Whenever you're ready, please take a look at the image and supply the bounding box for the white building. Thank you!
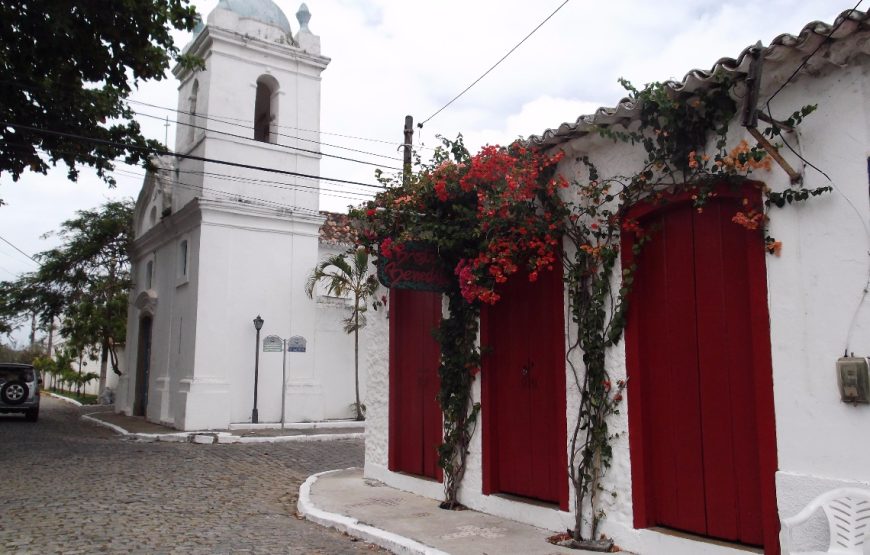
[362,9,869,554]
[117,0,362,431]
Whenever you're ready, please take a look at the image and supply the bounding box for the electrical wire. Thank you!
[113,165,374,206]
[0,234,39,265]
[127,98,405,162]
[418,0,572,127]
[1,121,386,190]
[0,77,411,160]
[126,97,407,149]
[758,0,868,354]
[134,109,402,170]
[114,169,325,217]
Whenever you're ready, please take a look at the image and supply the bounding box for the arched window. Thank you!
[254,75,279,143]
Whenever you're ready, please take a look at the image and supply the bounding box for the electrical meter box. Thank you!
[837,357,870,404]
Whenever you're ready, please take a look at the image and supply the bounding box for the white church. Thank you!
[116,0,363,431]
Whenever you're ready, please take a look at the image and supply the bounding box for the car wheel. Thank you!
[1,381,28,405]
[25,408,38,422]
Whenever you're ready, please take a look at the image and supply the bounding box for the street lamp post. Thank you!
[252,315,264,424]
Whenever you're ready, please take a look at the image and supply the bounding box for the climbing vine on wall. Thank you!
[351,73,830,547]
[352,136,567,508]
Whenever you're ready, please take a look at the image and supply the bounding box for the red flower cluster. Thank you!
[352,139,569,306]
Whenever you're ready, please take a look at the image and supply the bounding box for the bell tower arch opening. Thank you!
[254,75,279,143]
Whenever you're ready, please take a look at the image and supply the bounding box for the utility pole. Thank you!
[402,115,413,186]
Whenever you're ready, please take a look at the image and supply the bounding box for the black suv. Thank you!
[0,363,40,422]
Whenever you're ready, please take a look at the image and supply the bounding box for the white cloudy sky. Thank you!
[0,0,850,286]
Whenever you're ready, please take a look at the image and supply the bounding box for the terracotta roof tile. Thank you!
[319,211,358,246]
[527,8,869,149]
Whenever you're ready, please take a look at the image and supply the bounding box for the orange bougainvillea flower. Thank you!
[766,239,783,256]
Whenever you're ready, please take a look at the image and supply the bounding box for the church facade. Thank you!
[116,0,363,431]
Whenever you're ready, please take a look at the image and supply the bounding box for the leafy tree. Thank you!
[305,247,380,421]
[0,0,199,196]
[0,200,133,393]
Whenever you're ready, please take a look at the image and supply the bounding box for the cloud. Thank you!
[0,0,847,277]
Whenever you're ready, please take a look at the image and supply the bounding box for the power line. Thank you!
[134,109,402,170]
[127,98,406,149]
[127,98,405,162]
[757,0,868,355]
[115,170,327,217]
[763,0,863,182]
[113,166,374,206]
[0,234,38,265]
[1,121,386,190]
[0,77,410,159]
[419,0,572,127]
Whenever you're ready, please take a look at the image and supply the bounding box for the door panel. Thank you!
[627,194,771,548]
[389,289,442,479]
[482,266,567,507]
[640,207,707,534]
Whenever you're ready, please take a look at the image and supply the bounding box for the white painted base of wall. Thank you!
[598,521,761,555]
[178,377,230,430]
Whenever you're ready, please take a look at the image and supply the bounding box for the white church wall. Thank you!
[311,242,372,421]
[123,1,358,432]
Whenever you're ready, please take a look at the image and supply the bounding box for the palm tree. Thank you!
[305,247,379,421]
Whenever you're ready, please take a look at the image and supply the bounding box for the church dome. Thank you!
[214,0,292,34]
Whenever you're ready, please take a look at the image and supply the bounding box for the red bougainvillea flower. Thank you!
[380,237,394,259]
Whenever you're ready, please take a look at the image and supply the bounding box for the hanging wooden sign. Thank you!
[377,242,451,292]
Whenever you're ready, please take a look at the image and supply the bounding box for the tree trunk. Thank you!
[354,307,362,421]
[29,312,36,346]
[46,323,54,357]
[99,341,109,394]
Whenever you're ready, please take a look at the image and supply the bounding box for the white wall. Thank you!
[363,53,870,554]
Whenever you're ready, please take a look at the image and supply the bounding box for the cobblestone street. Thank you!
[0,397,383,554]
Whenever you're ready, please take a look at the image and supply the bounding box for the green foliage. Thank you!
[306,246,380,420]
[0,0,200,192]
[0,200,133,391]
[435,294,480,508]
[353,136,566,506]
[766,185,833,208]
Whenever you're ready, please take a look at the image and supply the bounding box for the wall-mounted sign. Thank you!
[377,241,451,292]
[287,335,307,353]
[263,335,283,352]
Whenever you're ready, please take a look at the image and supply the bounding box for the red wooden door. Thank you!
[482,267,568,509]
[624,192,776,549]
[389,289,443,480]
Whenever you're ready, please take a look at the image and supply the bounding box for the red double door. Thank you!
[624,192,778,551]
[389,289,443,480]
[482,267,568,509]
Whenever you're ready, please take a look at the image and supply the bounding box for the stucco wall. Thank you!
[363,56,870,554]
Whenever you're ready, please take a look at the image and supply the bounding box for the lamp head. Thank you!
[253,315,264,331]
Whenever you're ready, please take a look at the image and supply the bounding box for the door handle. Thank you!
[521,360,534,376]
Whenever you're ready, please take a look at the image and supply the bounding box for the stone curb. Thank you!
[231,433,364,444]
[297,469,450,555]
[47,392,83,407]
[80,413,365,445]
[229,420,365,431]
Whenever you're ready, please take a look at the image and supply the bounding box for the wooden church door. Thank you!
[389,289,443,480]
[482,267,568,509]
[623,190,778,551]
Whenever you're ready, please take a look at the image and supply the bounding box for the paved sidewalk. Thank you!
[299,468,609,555]
[81,408,364,444]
